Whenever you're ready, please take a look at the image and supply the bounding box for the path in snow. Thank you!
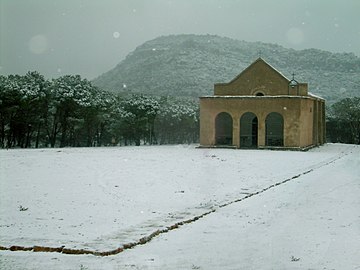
[114,144,359,270]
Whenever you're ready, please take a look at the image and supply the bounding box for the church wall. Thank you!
[308,98,326,147]
[299,99,315,147]
[323,100,326,143]
[317,99,326,145]
[312,99,319,146]
[200,96,312,148]
[299,83,309,96]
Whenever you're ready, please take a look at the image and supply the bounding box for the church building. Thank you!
[199,58,325,150]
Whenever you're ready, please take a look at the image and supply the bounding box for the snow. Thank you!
[0,144,359,269]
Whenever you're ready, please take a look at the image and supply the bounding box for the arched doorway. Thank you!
[265,112,284,146]
[215,112,233,145]
[240,112,258,148]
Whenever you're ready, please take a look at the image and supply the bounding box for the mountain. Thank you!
[93,34,360,104]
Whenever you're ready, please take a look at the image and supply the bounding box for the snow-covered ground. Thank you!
[0,144,359,269]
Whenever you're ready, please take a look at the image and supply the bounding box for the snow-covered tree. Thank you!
[154,97,199,144]
[49,75,106,147]
[1,72,200,148]
[327,97,360,144]
[118,94,160,145]
[0,72,49,148]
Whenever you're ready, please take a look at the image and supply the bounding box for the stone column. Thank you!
[232,114,240,148]
[258,114,266,147]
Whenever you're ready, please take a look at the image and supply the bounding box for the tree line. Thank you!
[1,71,359,148]
[0,72,199,148]
[326,97,360,145]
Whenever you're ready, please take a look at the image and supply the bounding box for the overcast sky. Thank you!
[1,0,359,79]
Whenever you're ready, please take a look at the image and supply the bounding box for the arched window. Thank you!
[265,112,284,146]
[215,112,233,145]
[240,112,258,148]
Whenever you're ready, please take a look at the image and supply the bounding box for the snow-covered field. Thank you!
[0,144,359,270]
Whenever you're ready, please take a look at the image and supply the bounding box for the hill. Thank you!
[93,34,360,104]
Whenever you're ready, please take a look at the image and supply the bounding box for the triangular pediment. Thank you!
[214,58,293,96]
[231,58,290,84]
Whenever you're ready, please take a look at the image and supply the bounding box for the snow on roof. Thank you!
[200,95,321,100]
[308,92,325,100]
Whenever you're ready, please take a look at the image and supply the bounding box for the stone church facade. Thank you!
[199,58,325,150]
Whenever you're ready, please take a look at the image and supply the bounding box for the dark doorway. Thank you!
[215,112,233,145]
[240,112,258,148]
[265,112,284,146]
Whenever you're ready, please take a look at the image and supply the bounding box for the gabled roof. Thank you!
[225,57,291,85]
[213,57,313,97]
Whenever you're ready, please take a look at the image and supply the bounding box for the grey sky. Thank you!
[1,0,359,79]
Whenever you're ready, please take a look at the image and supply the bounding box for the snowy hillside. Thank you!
[92,34,360,104]
[0,144,359,269]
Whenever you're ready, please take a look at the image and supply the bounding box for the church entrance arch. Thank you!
[240,112,258,148]
[215,112,233,145]
[265,112,284,146]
